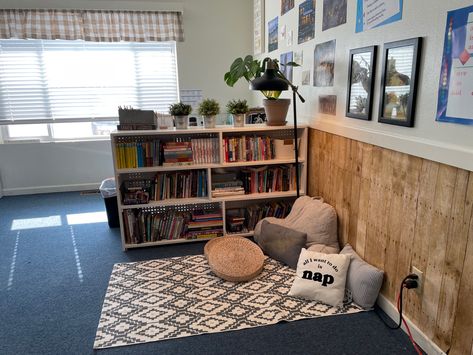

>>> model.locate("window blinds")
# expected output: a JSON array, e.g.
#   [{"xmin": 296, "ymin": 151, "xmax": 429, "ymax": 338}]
[{"xmin": 0, "ymin": 39, "xmax": 179, "ymax": 124}]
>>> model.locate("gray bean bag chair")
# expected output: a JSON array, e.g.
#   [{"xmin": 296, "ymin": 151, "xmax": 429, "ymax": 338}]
[{"xmin": 254, "ymin": 196, "xmax": 339, "ymax": 254}]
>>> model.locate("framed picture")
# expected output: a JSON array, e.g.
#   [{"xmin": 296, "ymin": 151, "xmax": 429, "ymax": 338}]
[
  {"xmin": 378, "ymin": 37, "xmax": 422, "ymax": 127},
  {"xmin": 346, "ymin": 46, "xmax": 377, "ymax": 120}
]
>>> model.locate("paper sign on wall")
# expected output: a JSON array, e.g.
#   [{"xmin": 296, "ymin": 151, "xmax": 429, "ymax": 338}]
[
  {"xmin": 356, "ymin": 0, "xmax": 403, "ymax": 33},
  {"xmin": 436, "ymin": 6, "xmax": 473, "ymax": 125}
]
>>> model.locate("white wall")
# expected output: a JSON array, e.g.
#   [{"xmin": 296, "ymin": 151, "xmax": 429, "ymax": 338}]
[
  {"xmin": 0, "ymin": 0, "xmax": 253, "ymax": 195},
  {"xmin": 257, "ymin": 0, "xmax": 473, "ymax": 172}
]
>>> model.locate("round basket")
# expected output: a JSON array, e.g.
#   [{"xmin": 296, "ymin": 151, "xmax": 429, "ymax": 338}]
[{"xmin": 205, "ymin": 237, "xmax": 265, "ymax": 282}]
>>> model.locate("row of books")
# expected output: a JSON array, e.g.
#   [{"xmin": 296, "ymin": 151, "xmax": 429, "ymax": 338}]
[
  {"xmin": 120, "ymin": 170, "xmax": 208, "ymax": 204},
  {"xmin": 122, "ymin": 209, "xmax": 223, "ymax": 244},
  {"xmin": 223, "ymin": 136, "xmax": 274, "ymax": 162},
  {"xmin": 226, "ymin": 200, "xmax": 293, "ymax": 233},
  {"xmin": 191, "ymin": 138, "xmax": 219, "ymax": 164},
  {"xmin": 115, "ymin": 138, "xmax": 162, "ymax": 169},
  {"xmin": 114, "ymin": 137, "xmax": 219, "ymax": 169},
  {"xmin": 241, "ymin": 165, "xmax": 297, "ymax": 194}
]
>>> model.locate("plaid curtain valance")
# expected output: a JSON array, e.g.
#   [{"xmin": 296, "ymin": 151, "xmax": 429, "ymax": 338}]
[{"xmin": 0, "ymin": 9, "xmax": 184, "ymax": 42}]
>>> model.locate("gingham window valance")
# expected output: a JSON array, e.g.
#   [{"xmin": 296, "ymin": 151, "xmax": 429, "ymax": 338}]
[{"xmin": 0, "ymin": 9, "xmax": 184, "ymax": 42}]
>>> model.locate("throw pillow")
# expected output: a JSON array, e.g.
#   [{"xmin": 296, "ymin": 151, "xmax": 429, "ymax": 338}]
[
  {"xmin": 253, "ymin": 196, "xmax": 339, "ymax": 252},
  {"xmin": 289, "ymin": 248, "xmax": 350, "ymax": 306},
  {"xmin": 257, "ymin": 220, "xmax": 307, "ymax": 269},
  {"xmin": 340, "ymin": 243, "xmax": 384, "ymax": 309}
]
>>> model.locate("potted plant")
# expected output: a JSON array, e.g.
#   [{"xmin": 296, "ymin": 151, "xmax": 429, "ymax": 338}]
[
  {"xmin": 226, "ymin": 99, "xmax": 249, "ymax": 127},
  {"xmin": 198, "ymin": 98, "xmax": 220, "ymax": 128},
  {"xmin": 224, "ymin": 55, "xmax": 299, "ymax": 126},
  {"xmin": 169, "ymin": 102, "xmax": 192, "ymax": 129}
]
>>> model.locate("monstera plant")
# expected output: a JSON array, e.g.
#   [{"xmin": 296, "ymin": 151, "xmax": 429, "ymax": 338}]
[{"xmin": 224, "ymin": 55, "xmax": 299, "ymax": 125}]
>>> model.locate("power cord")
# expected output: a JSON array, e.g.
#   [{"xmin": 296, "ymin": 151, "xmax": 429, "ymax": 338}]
[{"xmin": 376, "ymin": 274, "xmax": 423, "ymax": 354}]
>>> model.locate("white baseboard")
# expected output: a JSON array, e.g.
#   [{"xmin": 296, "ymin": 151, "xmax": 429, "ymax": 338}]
[
  {"xmin": 377, "ymin": 294, "xmax": 445, "ymax": 355},
  {"xmin": 1, "ymin": 183, "xmax": 101, "ymax": 196}
]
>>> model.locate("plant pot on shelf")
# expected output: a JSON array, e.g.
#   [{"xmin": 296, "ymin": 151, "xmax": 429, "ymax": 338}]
[
  {"xmin": 263, "ymin": 98, "xmax": 290, "ymax": 126},
  {"xmin": 232, "ymin": 114, "xmax": 245, "ymax": 127},
  {"xmin": 203, "ymin": 115, "xmax": 216, "ymax": 128},
  {"xmin": 174, "ymin": 115, "xmax": 188, "ymax": 129}
]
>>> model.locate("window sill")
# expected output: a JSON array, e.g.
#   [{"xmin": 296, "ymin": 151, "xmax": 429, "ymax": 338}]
[{"xmin": 3, "ymin": 137, "xmax": 111, "ymax": 144}]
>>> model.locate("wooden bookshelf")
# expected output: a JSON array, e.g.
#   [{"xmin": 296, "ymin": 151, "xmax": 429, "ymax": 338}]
[{"xmin": 111, "ymin": 124, "xmax": 308, "ymax": 250}]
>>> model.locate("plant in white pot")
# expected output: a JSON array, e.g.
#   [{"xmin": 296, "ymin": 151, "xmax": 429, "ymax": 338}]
[
  {"xmin": 224, "ymin": 55, "xmax": 300, "ymax": 126},
  {"xmin": 198, "ymin": 99, "xmax": 220, "ymax": 128},
  {"xmin": 226, "ymin": 99, "xmax": 249, "ymax": 127},
  {"xmin": 169, "ymin": 102, "xmax": 192, "ymax": 129}
]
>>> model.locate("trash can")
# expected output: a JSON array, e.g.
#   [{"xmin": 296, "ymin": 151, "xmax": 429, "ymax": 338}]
[{"xmin": 100, "ymin": 178, "xmax": 120, "ymax": 228}]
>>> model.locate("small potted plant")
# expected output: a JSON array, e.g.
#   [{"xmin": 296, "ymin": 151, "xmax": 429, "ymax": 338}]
[
  {"xmin": 169, "ymin": 102, "xmax": 192, "ymax": 129},
  {"xmin": 198, "ymin": 98, "xmax": 220, "ymax": 128},
  {"xmin": 226, "ymin": 99, "xmax": 249, "ymax": 127}
]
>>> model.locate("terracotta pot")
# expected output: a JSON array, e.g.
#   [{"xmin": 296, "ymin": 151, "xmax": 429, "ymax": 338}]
[{"xmin": 263, "ymin": 98, "xmax": 290, "ymax": 126}]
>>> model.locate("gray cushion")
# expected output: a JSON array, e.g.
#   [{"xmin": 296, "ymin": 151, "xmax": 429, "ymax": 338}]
[
  {"xmin": 340, "ymin": 243, "xmax": 384, "ymax": 309},
  {"xmin": 257, "ymin": 220, "xmax": 307, "ymax": 269},
  {"xmin": 254, "ymin": 196, "xmax": 339, "ymax": 252}
]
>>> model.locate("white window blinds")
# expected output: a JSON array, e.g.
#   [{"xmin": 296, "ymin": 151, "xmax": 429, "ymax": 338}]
[{"xmin": 0, "ymin": 39, "xmax": 179, "ymax": 124}]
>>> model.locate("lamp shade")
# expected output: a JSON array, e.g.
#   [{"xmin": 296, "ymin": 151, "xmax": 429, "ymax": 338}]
[{"xmin": 250, "ymin": 59, "xmax": 288, "ymax": 91}]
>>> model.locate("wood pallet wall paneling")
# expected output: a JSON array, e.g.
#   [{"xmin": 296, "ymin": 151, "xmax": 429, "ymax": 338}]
[{"xmin": 307, "ymin": 129, "xmax": 473, "ymax": 355}]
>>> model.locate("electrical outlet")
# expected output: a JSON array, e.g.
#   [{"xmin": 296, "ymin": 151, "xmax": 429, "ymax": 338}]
[{"xmin": 411, "ymin": 266, "xmax": 423, "ymax": 295}]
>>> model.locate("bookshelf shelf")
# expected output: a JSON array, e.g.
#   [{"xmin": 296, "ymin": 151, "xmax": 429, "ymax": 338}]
[
  {"xmin": 221, "ymin": 158, "xmax": 305, "ymax": 167},
  {"xmin": 111, "ymin": 124, "xmax": 308, "ymax": 250},
  {"xmin": 211, "ymin": 190, "xmax": 304, "ymax": 202},
  {"xmin": 117, "ymin": 164, "xmax": 220, "ymax": 174}
]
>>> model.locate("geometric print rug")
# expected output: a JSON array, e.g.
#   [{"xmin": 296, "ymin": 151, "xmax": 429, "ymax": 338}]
[{"xmin": 94, "ymin": 255, "xmax": 363, "ymax": 349}]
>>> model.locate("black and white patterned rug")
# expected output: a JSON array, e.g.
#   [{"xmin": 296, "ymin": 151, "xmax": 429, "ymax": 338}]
[{"xmin": 94, "ymin": 255, "xmax": 363, "ymax": 349}]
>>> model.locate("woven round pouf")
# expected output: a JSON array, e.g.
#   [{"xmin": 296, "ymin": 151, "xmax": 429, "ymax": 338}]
[{"xmin": 205, "ymin": 237, "xmax": 265, "ymax": 282}]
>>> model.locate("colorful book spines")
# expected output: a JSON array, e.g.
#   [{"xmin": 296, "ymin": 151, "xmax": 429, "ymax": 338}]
[
  {"xmin": 122, "ymin": 208, "xmax": 223, "ymax": 244},
  {"xmin": 223, "ymin": 135, "xmax": 274, "ymax": 162},
  {"xmin": 115, "ymin": 139, "xmax": 162, "ymax": 169}
]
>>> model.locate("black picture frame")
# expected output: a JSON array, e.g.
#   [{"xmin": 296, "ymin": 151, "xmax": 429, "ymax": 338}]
[
  {"xmin": 346, "ymin": 46, "xmax": 377, "ymax": 120},
  {"xmin": 378, "ymin": 37, "xmax": 422, "ymax": 127}
]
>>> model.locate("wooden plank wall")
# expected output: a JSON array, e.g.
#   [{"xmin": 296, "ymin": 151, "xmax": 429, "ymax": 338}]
[{"xmin": 308, "ymin": 129, "xmax": 473, "ymax": 355}]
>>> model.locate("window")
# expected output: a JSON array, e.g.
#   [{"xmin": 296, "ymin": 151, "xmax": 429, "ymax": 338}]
[{"xmin": 0, "ymin": 39, "xmax": 179, "ymax": 141}]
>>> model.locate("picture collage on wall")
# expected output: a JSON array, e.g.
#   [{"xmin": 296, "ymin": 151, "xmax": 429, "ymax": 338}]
[{"xmin": 259, "ymin": 0, "xmax": 471, "ymax": 126}]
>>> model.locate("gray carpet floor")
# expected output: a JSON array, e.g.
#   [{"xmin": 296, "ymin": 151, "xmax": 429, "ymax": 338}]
[{"xmin": 0, "ymin": 192, "xmax": 418, "ymax": 354}]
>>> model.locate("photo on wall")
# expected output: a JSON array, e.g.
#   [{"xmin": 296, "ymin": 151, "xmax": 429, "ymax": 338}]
[
  {"xmin": 268, "ymin": 17, "xmax": 279, "ymax": 52},
  {"xmin": 322, "ymin": 0, "xmax": 347, "ymax": 31},
  {"xmin": 281, "ymin": 0, "xmax": 295, "ymax": 15},
  {"xmin": 379, "ymin": 37, "xmax": 422, "ymax": 127},
  {"xmin": 313, "ymin": 40, "xmax": 336, "ymax": 87},
  {"xmin": 298, "ymin": 0, "xmax": 315, "ymax": 44},
  {"xmin": 280, "ymin": 51, "xmax": 294, "ymax": 82},
  {"xmin": 319, "ymin": 95, "xmax": 337, "ymax": 115},
  {"xmin": 302, "ymin": 70, "xmax": 311, "ymax": 85},
  {"xmin": 346, "ymin": 46, "xmax": 377, "ymax": 120}
]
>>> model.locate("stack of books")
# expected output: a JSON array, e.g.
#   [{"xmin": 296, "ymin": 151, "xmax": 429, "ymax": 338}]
[
  {"xmin": 211, "ymin": 172, "xmax": 245, "ymax": 197},
  {"xmin": 186, "ymin": 209, "xmax": 223, "ymax": 239},
  {"xmin": 163, "ymin": 141, "xmax": 193, "ymax": 166}
]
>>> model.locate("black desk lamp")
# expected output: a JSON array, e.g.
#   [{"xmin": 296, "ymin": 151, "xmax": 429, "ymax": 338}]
[{"xmin": 250, "ymin": 59, "xmax": 305, "ymax": 198}]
